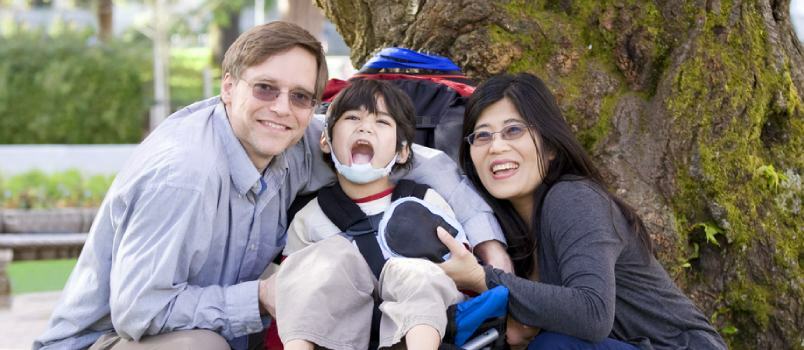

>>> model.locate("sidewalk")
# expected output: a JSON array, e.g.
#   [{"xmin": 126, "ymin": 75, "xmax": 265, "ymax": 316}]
[{"xmin": 0, "ymin": 291, "xmax": 60, "ymax": 350}]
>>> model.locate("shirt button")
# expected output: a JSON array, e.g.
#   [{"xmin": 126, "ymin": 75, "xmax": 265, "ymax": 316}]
[{"xmin": 250, "ymin": 244, "xmax": 257, "ymax": 250}]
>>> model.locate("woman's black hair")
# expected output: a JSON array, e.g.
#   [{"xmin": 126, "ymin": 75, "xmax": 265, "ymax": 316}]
[
  {"xmin": 459, "ymin": 73, "xmax": 652, "ymax": 277},
  {"xmin": 324, "ymin": 79, "xmax": 416, "ymax": 172}
]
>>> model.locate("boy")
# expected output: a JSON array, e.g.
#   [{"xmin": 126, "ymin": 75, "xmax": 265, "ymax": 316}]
[{"xmin": 276, "ymin": 80, "xmax": 469, "ymax": 350}]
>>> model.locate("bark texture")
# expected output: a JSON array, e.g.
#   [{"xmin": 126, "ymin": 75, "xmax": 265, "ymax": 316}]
[{"xmin": 316, "ymin": 0, "xmax": 803, "ymax": 348}]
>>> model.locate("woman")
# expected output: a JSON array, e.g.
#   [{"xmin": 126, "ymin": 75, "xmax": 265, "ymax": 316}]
[{"xmin": 436, "ymin": 73, "xmax": 727, "ymax": 349}]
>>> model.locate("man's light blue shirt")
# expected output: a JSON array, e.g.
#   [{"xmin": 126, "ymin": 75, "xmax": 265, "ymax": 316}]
[{"xmin": 34, "ymin": 97, "xmax": 504, "ymax": 349}]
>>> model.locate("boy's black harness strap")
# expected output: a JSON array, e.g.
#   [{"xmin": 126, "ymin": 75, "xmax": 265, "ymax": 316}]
[
  {"xmin": 317, "ymin": 179, "xmax": 430, "ymax": 350},
  {"xmin": 391, "ymin": 179, "xmax": 429, "ymax": 201},
  {"xmin": 345, "ymin": 216, "xmax": 385, "ymax": 278},
  {"xmin": 317, "ymin": 179, "xmax": 430, "ymax": 278}
]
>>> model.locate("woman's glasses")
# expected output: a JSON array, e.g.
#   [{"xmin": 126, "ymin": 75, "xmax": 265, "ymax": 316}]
[
  {"xmin": 248, "ymin": 81, "xmax": 317, "ymax": 110},
  {"xmin": 465, "ymin": 123, "xmax": 534, "ymax": 146}
]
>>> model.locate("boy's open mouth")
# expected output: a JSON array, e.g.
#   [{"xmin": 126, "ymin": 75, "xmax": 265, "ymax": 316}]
[{"xmin": 351, "ymin": 140, "xmax": 374, "ymax": 164}]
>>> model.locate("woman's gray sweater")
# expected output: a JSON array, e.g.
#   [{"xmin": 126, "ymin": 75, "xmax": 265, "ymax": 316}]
[{"xmin": 484, "ymin": 179, "xmax": 727, "ymax": 350}]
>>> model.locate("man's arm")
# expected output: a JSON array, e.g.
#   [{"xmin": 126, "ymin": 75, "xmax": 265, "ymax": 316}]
[
  {"xmin": 474, "ymin": 240, "xmax": 513, "ymax": 272},
  {"xmin": 258, "ymin": 274, "xmax": 278, "ymax": 317},
  {"xmin": 109, "ymin": 184, "xmax": 263, "ymax": 341}
]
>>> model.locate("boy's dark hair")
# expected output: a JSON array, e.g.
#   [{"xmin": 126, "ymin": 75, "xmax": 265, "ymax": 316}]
[{"xmin": 324, "ymin": 79, "xmax": 416, "ymax": 172}]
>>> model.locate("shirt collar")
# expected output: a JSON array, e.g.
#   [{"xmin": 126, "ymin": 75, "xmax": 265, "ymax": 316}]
[
  {"xmin": 213, "ymin": 101, "xmax": 290, "ymax": 196},
  {"xmin": 213, "ymin": 102, "xmax": 261, "ymax": 196}
]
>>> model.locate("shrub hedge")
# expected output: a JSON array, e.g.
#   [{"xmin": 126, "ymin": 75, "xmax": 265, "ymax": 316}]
[
  {"xmin": 0, "ymin": 32, "xmax": 150, "ymax": 144},
  {"xmin": 0, "ymin": 169, "xmax": 114, "ymax": 209}
]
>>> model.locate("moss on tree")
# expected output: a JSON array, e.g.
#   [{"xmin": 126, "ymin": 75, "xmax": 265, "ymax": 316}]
[{"xmin": 316, "ymin": 0, "xmax": 803, "ymax": 347}]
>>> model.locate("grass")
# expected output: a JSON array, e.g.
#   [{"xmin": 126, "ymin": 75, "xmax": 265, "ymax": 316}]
[{"xmin": 7, "ymin": 259, "xmax": 77, "ymax": 295}]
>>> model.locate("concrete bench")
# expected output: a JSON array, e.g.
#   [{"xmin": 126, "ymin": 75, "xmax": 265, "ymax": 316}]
[
  {"xmin": 0, "ymin": 233, "xmax": 87, "ymax": 261},
  {"xmin": 0, "ymin": 233, "xmax": 87, "ymax": 307},
  {"xmin": 0, "ymin": 209, "xmax": 96, "ymax": 234}
]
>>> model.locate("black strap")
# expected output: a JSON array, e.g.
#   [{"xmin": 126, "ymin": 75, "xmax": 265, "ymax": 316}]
[
  {"xmin": 318, "ymin": 184, "xmax": 388, "ymax": 278},
  {"xmin": 392, "ymin": 179, "xmax": 429, "ymax": 201},
  {"xmin": 345, "ymin": 215, "xmax": 386, "ymax": 278},
  {"xmin": 318, "ymin": 180, "xmax": 430, "ymax": 278},
  {"xmin": 317, "ymin": 180, "xmax": 430, "ymax": 234},
  {"xmin": 317, "ymin": 181, "xmax": 432, "ymax": 350},
  {"xmin": 317, "ymin": 184, "xmax": 367, "ymax": 232}
]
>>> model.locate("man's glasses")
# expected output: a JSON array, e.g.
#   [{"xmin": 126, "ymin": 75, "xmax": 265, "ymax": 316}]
[
  {"xmin": 247, "ymin": 81, "xmax": 317, "ymax": 110},
  {"xmin": 465, "ymin": 123, "xmax": 534, "ymax": 146}
]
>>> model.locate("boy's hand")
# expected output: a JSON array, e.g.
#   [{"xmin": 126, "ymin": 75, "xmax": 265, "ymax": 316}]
[
  {"xmin": 473, "ymin": 240, "xmax": 514, "ymax": 273},
  {"xmin": 258, "ymin": 273, "xmax": 278, "ymax": 318},
  {"xmin": 437, "ymin": 227, "xmax": 487, "ymax": 293}
]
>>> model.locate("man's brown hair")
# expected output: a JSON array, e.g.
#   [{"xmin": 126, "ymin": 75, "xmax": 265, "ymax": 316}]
[{"xmin": 222, "ymin": 21, "xmax": 328, "ymax": 100}]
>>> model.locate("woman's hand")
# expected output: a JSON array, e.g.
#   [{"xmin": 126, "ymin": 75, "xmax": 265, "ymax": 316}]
[
  {"xmin": 506, "ymin": 317, "xmax": 540, "ymax": 350},
  {"xmin": 436, "ymin": 227, "xmax": 488, "ymax": 293}
]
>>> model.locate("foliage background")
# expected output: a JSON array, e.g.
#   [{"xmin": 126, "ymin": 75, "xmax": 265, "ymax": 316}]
[
  {"xmin": 0, "ymin": 30, "xmax": 150, "ymax": 144},
  {"xmin": 0, "ymin": 170, "xmax": 114, "ymax": 209}
]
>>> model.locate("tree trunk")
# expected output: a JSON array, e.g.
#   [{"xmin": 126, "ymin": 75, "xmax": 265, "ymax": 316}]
[
  {"xmin": 97, "ymin": 0, "xmax": 113, "ymax": 42},
  {"xmin": 315, "ymin": 0, "xmax": 803, "ymax": 348},
  {"xmin": 212, "ymin": 10, "xmax": 241, "ymax": 67},
  {"xmin": 281, "ymin": 0, "xmax": 325, "ymax": 41}
]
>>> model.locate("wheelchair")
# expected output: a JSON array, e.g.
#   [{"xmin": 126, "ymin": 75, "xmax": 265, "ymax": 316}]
[{"xmin": 264, "ymin": 285, "xmax": 509, "ymax": 350}]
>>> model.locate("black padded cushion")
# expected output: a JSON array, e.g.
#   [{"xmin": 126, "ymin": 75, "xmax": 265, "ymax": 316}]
[{"xmin": 383, "ymin": 201, "xmax": 459, "ymax": 263}]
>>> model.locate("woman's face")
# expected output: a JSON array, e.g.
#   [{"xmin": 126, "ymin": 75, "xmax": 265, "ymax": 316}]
[{"xmin": 469, "ymin": 98, "xmax": 548, "ymax": 207}]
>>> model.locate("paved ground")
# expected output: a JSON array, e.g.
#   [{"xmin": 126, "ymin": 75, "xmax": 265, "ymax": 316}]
[{"xmin": 0, "ymin": 291, "xmax": 60, "ymax": 350}]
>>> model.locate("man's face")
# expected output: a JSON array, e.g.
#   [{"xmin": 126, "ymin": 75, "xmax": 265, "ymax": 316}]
[{"xmin": 221, "ymin": 46, "xmax": 318, "ymax": 170}]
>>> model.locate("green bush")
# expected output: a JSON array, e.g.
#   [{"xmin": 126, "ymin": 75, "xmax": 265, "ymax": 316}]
[
  {"xmin": 0, "ymin": 31, "xmax": 150, "ymax": 144},
  {"xmin": 171, "ymin": 47, "xmax": 219, "ymax": 110},
  {"xmin": 0, "ymin": 169, "xmax": 115, "ymax": 209}
]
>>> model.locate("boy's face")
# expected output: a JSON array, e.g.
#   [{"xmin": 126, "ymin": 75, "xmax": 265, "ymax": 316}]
[
  {"xmin": 221, "ymin": 46, "xmax": 318, "ymax": 171},
  {"xmin": 322, "ymin": 96, "xmax": 409, "ymax": 171}
]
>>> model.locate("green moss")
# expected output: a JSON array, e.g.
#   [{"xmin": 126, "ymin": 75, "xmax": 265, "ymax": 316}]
[
  {"xmin": 500, "ymin": 0, "xmax": 540, "ymax": 18},
  {"xmin": 665, "ymin": 2, "xmax": 802, "ymax": 347},
  {"xmin": 493, "ymin": 2, "xmax": 558, "ymax": 75},
  {"xmin": 485, "ymin": 1, "xmax": 801, "ymax": 346},
  {"xmin": 487, "ymin": 3, "xmax": 618, "ymax": 159},
  {"xmin": 578, "ymin": 91, "xmax": 617, "ymax": 150},
  {"xmin": 782, "ymin": 70, "xmax": 802, "ymax": 115},
  {"xmin": 726, "ymin": 282, "xmax": 773, "ymax": 328}
]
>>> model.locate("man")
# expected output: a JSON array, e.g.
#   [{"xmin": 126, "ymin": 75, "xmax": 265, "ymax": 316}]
[{"xmin": 34, "ymin": 21, "xmax": 509, "ymax": 350}]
